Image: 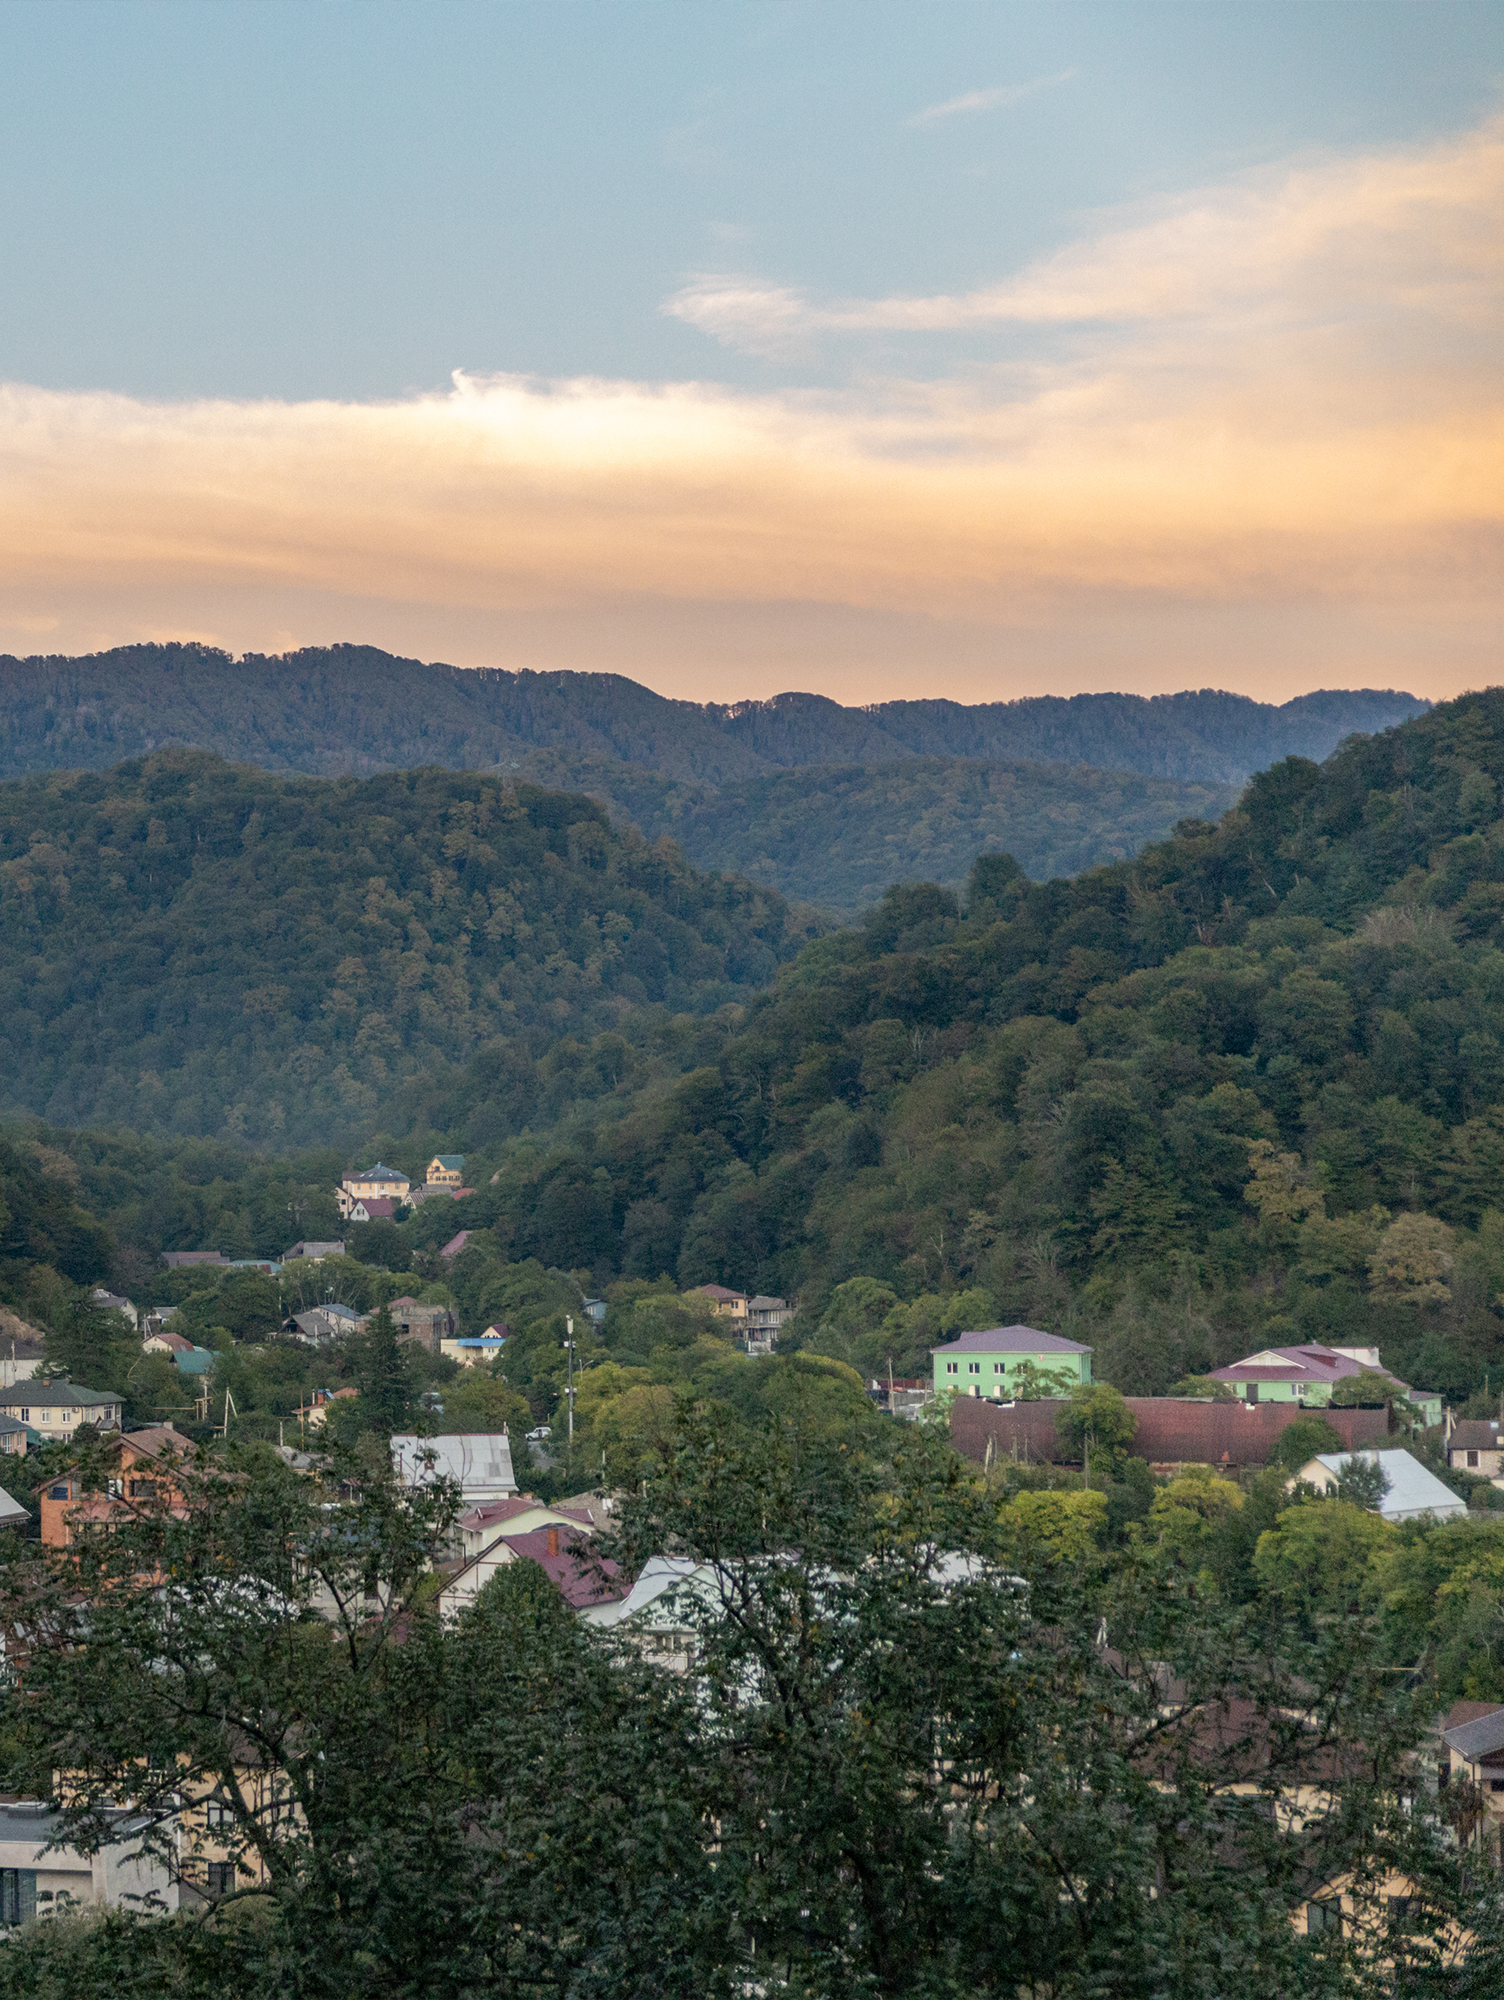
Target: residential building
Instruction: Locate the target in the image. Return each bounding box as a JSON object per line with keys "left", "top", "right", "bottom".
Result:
{"left": 932, "top": 1326, "right": 1092, "bottom": 1401}
{"left": 282, "top": 1240, "right": 345, "bottom": 1263}
{"left": 426, "top": 1155, "right": 466, "bottom": 1188}
{"left": 0, "top": 1801, "right": 179, "bottom": 1924}
{"left": 868, "top": 1376, "right": 931, "bottom": 1421}
{"left": 0, "top": 1381, "right": 122, "bottom": 1442}
{"left": 336, "top": 1164, "right": 410, "bottom": 1217}
{"left": 140, "top": 1326, "right": 216, "bottom": 1375}
{"left": 385, "top": 1297, "right": 455, "bottom": 1354}
{"left": 1441, "top": 1701, "right": 1504, "bottom": 1854}
{"left": 440, "top": 1518, "right": 621, "bottom": 1623}
{"left": 692, "top": 1284, "right": 748, "bottom": 1322}
{"left": 1289, "top": 1449, "right": 1468, "bottom": 1523}
{"left": 455, "top": 1494, "right": 601, "bottom": 1563}
{"left": 390, "top": 1432, "right": 517, "bottom": 1508}
{"left": 581, "top": 1297, "right": 607, "bottom": 1325}
{"left": 582, "top": 1555, "right": 721, "bottom": 1670}
{"left": 1210, "top": 1343, "right": 1442, "bottom": 1425}
{"left": 0, "top": 1483, "right": 26, "bottom": 1526}
{"left": 89, "top": 1290, "right": 138, "bottom": 1328}
{"left": 950, "top": 1394, "right": 1389, "bottom": 1471}
{"left": 440, "top": 1329, "right": 509, "bottom": 1368}
{"left": 293, "top": 1386, "right": 357, "bottom": 1431}
{"left": 287, "top": 1305, "right": 363, "bottom": 1346}
{"left": 40, "top": 1425, "right": 194, "bottom": 1549}
{"left": 746, "top": 1295, "right": 792, "bottom": 1342}
{"left": 1447, "top": 1419, "right": 1504, "bottom": 1484}
{"left": 162, "top": 1251, "right": 229, "bottom": 1270}
{"left": 0, "top": 1416, "right": 27, "bottom": 1459}
{"left": 345, "top": 1195, "right": 399, "bottom": 1224}
{"left": 440, "top": 1230, "right": 470, "bottom": 1260}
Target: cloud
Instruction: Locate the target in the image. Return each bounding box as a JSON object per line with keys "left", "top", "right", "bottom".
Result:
{"left": 906, "top": 71, "right": 1076, "bottom": 128}
{"left": 0, "top": 119, "right": 1499, "bottom": 699}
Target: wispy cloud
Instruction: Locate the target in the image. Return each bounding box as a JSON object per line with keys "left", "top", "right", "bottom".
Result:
{"left": 906, "top": 71, "right": 1075, "bottom": 127}
{"left": 0, "top": 120, "right": 1498, "bottom": 699}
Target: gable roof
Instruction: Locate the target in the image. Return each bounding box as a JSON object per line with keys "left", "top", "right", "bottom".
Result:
{"left": 0, "top": 1484, "right": 27, "bottom": 1527}
{"left": 1444, "top": 1706, "right": 1504, "bottom": 1762}
{"left": 1449, "top": 1420, "right": 1502, "bottom": 1452}
{"left": 0, "top": 1380, "right": 121, "bottom": 1410}
{"left": 1309, "top": 1449, "right": 1468, "bottom": 1522}
{"left": 694, "top": 1285, "right": 747, "bottom": 1303}
{"left": 440, "top": 1231, "right": 470, "bottom": 1259}
{"left": 931, "top": 1325, "right": 1092, "bottom": 1358}
{"left": 430, "top": 1155, "right": 466, "bottom": 1170}
{"left": 493, "top": 1526, "right": 624, "bottom": 1609}
{"left": 1212, "top": 1344, "right": 1413, "bottom": 1394}
{"left": 391, "top": 1432, "right": 516, "bottom": 1495}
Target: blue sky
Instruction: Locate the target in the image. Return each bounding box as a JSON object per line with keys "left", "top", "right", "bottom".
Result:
{"left": 0, "top": 1, "right": 1500, "bottom": 700}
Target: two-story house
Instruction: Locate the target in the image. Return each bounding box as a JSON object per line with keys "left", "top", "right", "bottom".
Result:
{"left": 0, "top": 1381, "right": 122, "bottom": 1443}
{"left": 40, "top": 1425, "right": 194, "bottom": 1549}
{"left": 425, "top": 1155, "right": 466, "bottom": 1188}
{"left": 1210, "top": 1343, "right": 1443, "bottom": 1426}
{"left": 692, "top": 1285, "right": 748, "bottom": 1323}
{"left": 335, "top": 1164, "right": 410, "bottom": 1220}
{"left": 932, "top": 1326, "right": 1093, "bottom": 1401}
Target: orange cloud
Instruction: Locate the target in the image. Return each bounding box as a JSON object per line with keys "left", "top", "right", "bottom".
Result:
{"left": 0, "top": 118, "right": 1499, "bottom": 700}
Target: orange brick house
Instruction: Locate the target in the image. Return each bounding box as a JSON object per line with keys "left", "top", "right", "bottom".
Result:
{"left": 41, "top": 1426, "right": 195, "bottom": 1550}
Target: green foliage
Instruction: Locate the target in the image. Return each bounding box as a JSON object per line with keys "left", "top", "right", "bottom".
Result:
{"left": 0, "top": 753, "right": 817, "bottom": 1150}
{"left": 1053, "top": 1381, "right": 1136, "bottom": 1478}
{"left": 1336, "top": 1455, "right": 1393, "bottom": 1509}
{"left": 1271, "top": 1412, "right": 1347, "bottom": 1471}
{"left": 1253, "top": 1499, "right": 1394, "bottom": 1613}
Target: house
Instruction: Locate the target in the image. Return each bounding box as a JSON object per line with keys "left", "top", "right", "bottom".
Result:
{"left": 0, "top": 1416, "right": 27, "bottom": 1459}
{"left": 390, "top": 1432, "right": 518, "bottom": 1508}
{"left": 89, "top": 1289, "right": 138, "bottom": 1328}
{"left": 282, "top": 1240, "right": 345, "bottom": 1263}
{"left": 140, "top": 1326, "right": 216, "bottom": 1375}
{"left": 142, "top": 1324, "right": 195, "bottom": 1357}
{"left": 1447, "top": 1419, "right": 1504, "bottom": 1485}
{"left": 746, "top": 1295, "right": 792, "bottom": 1342}
{"left": 1289, "top": 1449, "right": 1468, "bottom": 1523}
{"left": 335, "top": 1164, "right": 410, "bottom": 1218}
{"left": 0, "top": 1800, "right": 180, "bottom": 1924}
{"left": 40, "top": 1425, "right": 195, "bottom": 1549}
{"left": 868, "top": 1376, "right": 931, "bottom": 1421}
{"left": 288, "top": 1305, "right": 363, "bottom": 1346}
{"left": 581, "top": 1555, "right": 721, "bottom": 1670}
{"left": 426, "top": 1155, "right": 466, "bottom": 1188}
{"left": 385, "top": 1297, "right": 455, "bottom": 1354}
{"left": 294, "top": 1386, "right": 357, "bottom": 1430}
{"left": 581, "top": 1298, "right": 607, "bottom": 1325}
{"left": 439, "top": 1230, "right": 470, "bottom": 1261}
{"left": 345, "top": 1196, "right": 399, "bottom": 1224}
{"left": 0, "top": 1483, "right": 27, "bottom": 1527}
{"left": 0, "top": 1381, "right": 122, "bottom": 1442}
{"left": 1441, "top": 1701, "right": 1504, "bottom": 1853}
{"left": 161, "top": 1251, "right": 229, "bottom": 1270}
{"left": 932, "top": 1326, "right": 1092, "bottom": 1401}
{"left": 440, "top": 1329, "right": 509, "bottom": 1368}
{"left": 692, "top": 1285, "right": 748, "bottom": 1322}
{"left": 950, "top": 1394, "right": 1389, "bottom": 1471}
{"left": 439, "top": 1518, "right": 622, "bottom": 1623}
{"left": 1210, "top": 1343, "right": 1442, "bottom": 1425}
{"left": 454, "top": 1494, "right": 601, "bottom": 1562}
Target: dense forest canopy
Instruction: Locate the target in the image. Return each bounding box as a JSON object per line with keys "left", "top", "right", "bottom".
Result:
{"left": 0, "top": 641, "right": 1425, "bottom": 784}
{"left": 0, "top": 754, "right": 817, "bottom": 1150}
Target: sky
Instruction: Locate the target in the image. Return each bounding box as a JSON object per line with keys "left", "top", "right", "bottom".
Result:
{"left": 0, "top": 0, "right": 1500, "bottom": 705}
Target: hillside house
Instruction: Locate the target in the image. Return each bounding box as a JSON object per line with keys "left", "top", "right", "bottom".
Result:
{"left": 1289, "top": 1449, "right": 1468, "bottom": 1523}
{"left": 345, "top": 1196, "right": 399, "bottom": 1224}
{"left": 439, "top": 1230, "right": 470, "bottom": 1260}
{"left": 932, "top": 1326, "right": 1093, "bottom": 1400}
{"left": 336, "top": 1163, "right": 409, "bottom": 1219}
{"left": 0, "top": 1416, "right": 27, "bottom": 1459}
{"left": 441, "top": 1328, "right": 509, "bottom": 1368}
{"left": 692, "top": 1285, "right": 748, "bottom": 1323}
{"left": 1211, "top": 1343, "right": 1442, "bottom": 1425}
{"left": 746, "top": 1295, "right": 792, "bottom": 1344}
{"left": 287, "top": 1305, "right": 363, "bottom": 1347}
{"left": 1441, "top": 1702, "right": 1504, "bottom": 1855}
{"left": 282, "top": 1240, "right": 345, "bottom": 1263}
{"left": 89, "top": 1290, "right": 138, "bottom": 1328}
{"left": 390, "top": 1432, "right": 517, "bottom": 1509}
{"left": 426, "top": 1154, "right": 466, "bottom": 1187}
{"left": 0, "top": 1802, "right": 179, "bottom": 1925}
{"left": 439, "top": 1517, "right": 621, "bottom": 1623}
{"left": 162, "top": 1251, "right": 229, "bottom": 1270}
{"left": 40, "top": 1425, "right": 194, "bottom": 1549}
{"left": 385, "top": 1297, "right": 455, "bottom": 1354}
{"left": 1448, "top": 1420, "right": 1504, "bottom": 1485}
{"left": 0, "top": 1381, "right": 122, "bottom": 1442}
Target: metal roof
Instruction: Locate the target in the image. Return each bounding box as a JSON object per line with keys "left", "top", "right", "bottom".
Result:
{"left": 1444, "top": 1707, "right": 1504, "bottom": 1761}
{"left": 1310, "top": 1449, "right": 1468, "bottom": 1522}
{"left": 931, "top": 1325, "right": 1092, "bottom": 1357}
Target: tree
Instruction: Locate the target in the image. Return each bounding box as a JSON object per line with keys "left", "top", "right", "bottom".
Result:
{"left": 1053, "top": 1382, "right": 1136, "bottom": 1483}
{"left": 340, "top": 1305, "right": 417, "bottom": 1441}
{"left": 1271, "top": 1411, "right": 1345, "bottom": 1472}
{"left": 1335, "top": 1454, "right": 1392, "bottom": 1511}
{"left": 1252, "top": 1499, "right": 1393, "bottom": 1615}
{"left": 1166, "top": 1373, "right": 1237, "bottom": 1401}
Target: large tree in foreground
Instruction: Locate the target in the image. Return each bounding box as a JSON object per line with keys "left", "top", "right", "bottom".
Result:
{"left": 0, "top": 1416, "right": 1498, "bottom": 1997}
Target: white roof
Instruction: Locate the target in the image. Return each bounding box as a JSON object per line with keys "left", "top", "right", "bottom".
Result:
{"left": 1310, "top": 1449, "right": 1468, "bottom": 1522}
{"left": 390, "top": 1433, "right": 516, "bottom": 1498}
{"left": 581, "top": 1555, "right": 719, "bottom": 1629}
{"left": 0, "top": 1484, "right": 27, "bottom": 1527}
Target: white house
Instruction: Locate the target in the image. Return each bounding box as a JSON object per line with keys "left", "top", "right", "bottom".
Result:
{"left": 1290, "top": 1448, "right": 1468, "bottom": 1523}
{"left": 0, "top": 1801, "right": 178, "bottom": 1926}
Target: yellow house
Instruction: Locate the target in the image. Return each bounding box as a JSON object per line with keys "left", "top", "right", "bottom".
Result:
{"left": 336, "top": 1163, "right": 409, "bottom": 1218}
{"left": 692, "top": 1285, "right": 748, "bottom": 1321}
{"left": 425, "top": 1154, "right": 466, "bottom": 1188}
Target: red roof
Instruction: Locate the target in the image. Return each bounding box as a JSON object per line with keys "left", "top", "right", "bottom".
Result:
{"left": 440, "top": 1231, "right": 469, "bottom": 1260}
{"left": 694, "top": 1284, "right": 747, "bottom": 1303}
{"left": 950, "top": 1396, "right": 1390, "bottom": 1469}
{"left": 496, "top": 1527, "right": 623, "bottom": 1609}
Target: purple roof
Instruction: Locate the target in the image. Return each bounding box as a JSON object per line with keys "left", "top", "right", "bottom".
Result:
{"left": 1211, "top": 1345, "right": 1412, "bottom": 1393}
{"left": 931, "top": 1325, "right": 1092, "bottom": 1357}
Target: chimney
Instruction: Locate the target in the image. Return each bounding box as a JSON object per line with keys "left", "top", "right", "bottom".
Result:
{"left": 546, "top": 1526, "right": 559, "bottom": 1557}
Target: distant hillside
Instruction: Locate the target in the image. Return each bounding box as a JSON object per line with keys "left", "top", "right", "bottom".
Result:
{"left": 518, "top": 753, "right": 1239, "bottom": 916}
{"left": 0, "top": 754, "right": 817, "bottom": 1150}
{"left": 0, "top": 641, "right": 1425, "bottom": 786}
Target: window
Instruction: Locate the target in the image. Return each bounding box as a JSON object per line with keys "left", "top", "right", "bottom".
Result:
{"left": 1305, "top": 1898, "right": 1341, "bottom": 1937}
{"left": 993, "top": 1362, "right": 1005, "bottom": 1373}
{"left": 967, "top": 1363, "right": 980, "bottom": 1375}
{"left": 1469, "top": 1451, "right": 1480, "bottom": 1468}
{"left": 945, "top": 1362, "right": 957, "bottom": 1376}
{"left": 17, "top": 1411, "right": 26, "bottom": 1423}
{"left": 205, "top": 1799, "right": 234, "bottom": 1829}
{"left": 1489, "top": 1780, "right": 1504, "bottom": 1794}
{"left": 48, "top": 1484, "right": 69, "bottom": 1501}
{"left": 1386, "top": 1896, "right": 1420, "bottom": 1922}
{"left": 205, "top": 1862, "right": 235, "bottom": 1897}
{"left": 0, "top": 1869, "right": 35, "bottom": 1926}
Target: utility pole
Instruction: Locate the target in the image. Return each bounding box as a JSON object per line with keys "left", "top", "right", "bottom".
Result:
{"left": 564, "top": 1316, "right": 576, "bottom": 1449}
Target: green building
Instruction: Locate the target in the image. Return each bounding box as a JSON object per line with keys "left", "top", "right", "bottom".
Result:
{"left": 1210, "top": 1342, "right": 1443, "bottom": 1428}
{"left": 931, "top": 1326, "right": 1093, "bottom": 1400}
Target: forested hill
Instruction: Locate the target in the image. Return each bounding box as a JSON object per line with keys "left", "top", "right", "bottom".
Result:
{"left": 0, "top": 754, "right": 818, "bottom": 1151}
{"left": 437, "top": 688, "right": 1504, "bottom": 1406}
{"left": 1, "top": 642, "right": 1422, "bottom": 786}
